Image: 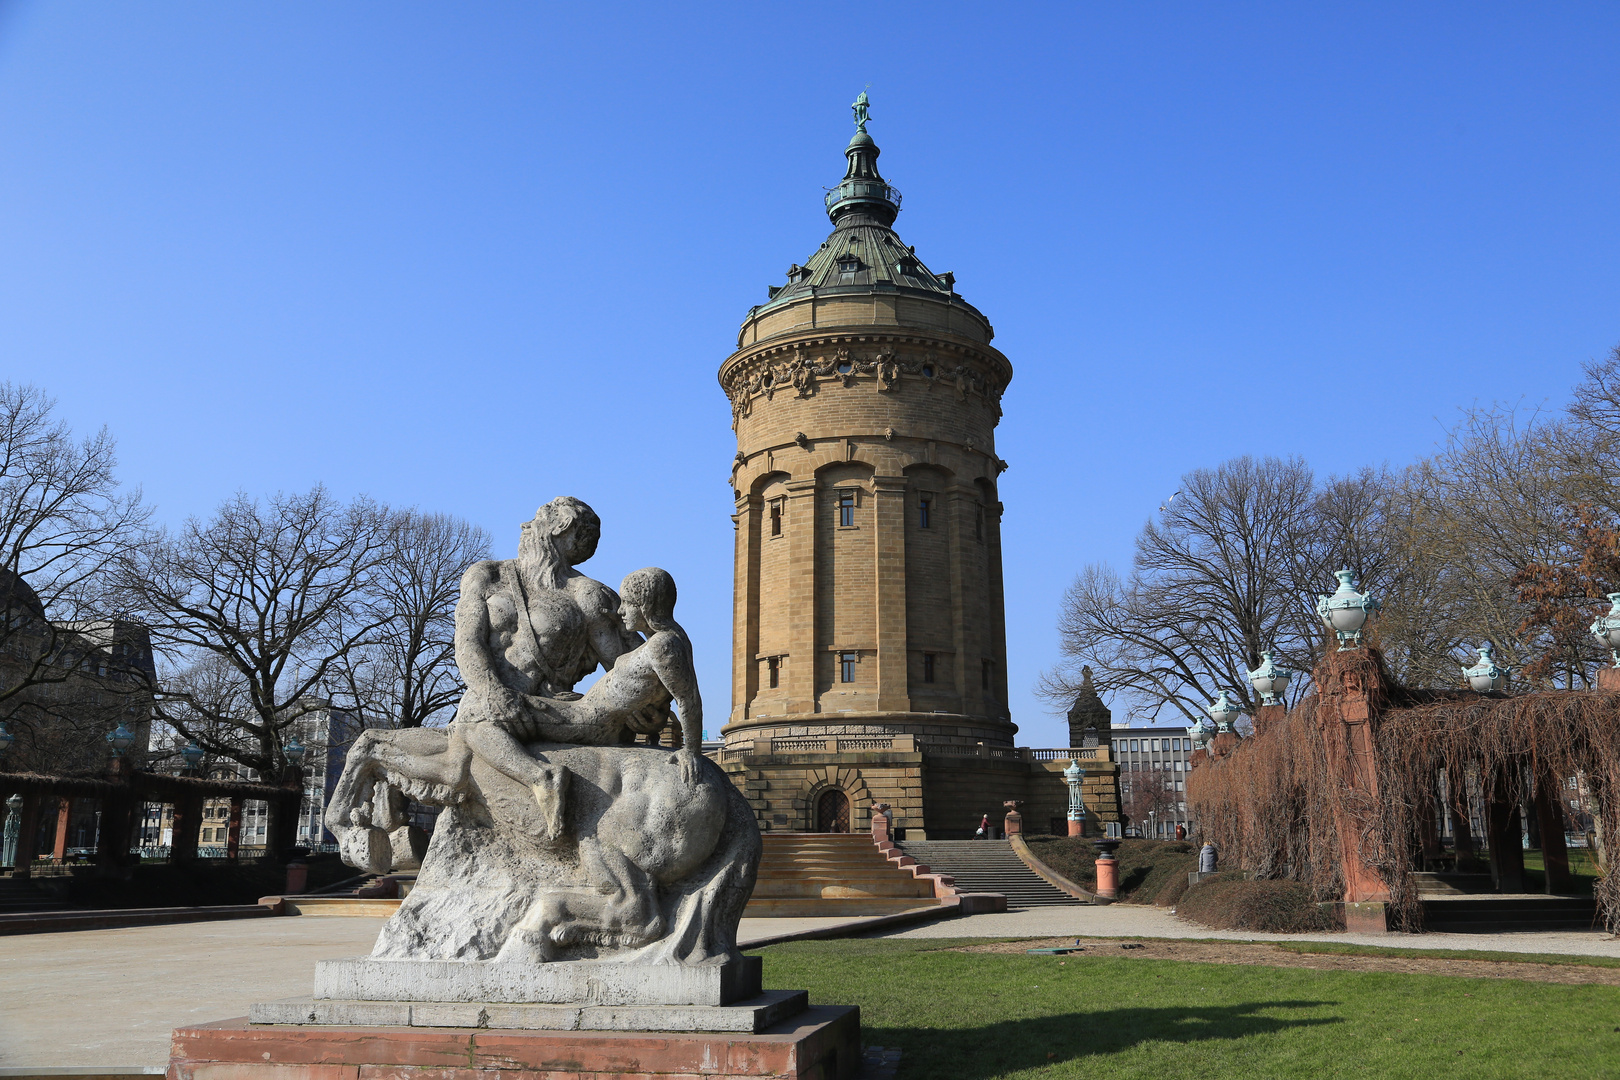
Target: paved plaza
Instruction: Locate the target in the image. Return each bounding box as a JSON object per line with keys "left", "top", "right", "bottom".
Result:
{"left": 3, "top": 909, "right": 1618, "bottom": 1069}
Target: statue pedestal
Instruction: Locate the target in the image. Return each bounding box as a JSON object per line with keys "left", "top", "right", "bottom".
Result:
{"left": 169, "top": 1006, "right": 860, "bottom": 1079}
{"left": 311, "top": 955, "right": 762, "bottom": 1007}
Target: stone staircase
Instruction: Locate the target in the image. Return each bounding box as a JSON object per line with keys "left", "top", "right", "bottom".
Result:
{"left": 1411, "top": 872, "right": 1496, "bottom": 896}
{"left": 899, "top": 840, "right": 1084, "bottom": 910}
{"left": 0, "top": 876, "right": 70, "bottom": 914}
{"left": 743, "top": 833, "right": 940, "bottom": 917}
{"left": 1421, "top": 895, "right": 1600, "bottom": 933}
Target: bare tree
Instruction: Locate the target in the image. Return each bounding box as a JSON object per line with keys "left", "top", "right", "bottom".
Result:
{"left": 115, "top": 487, "right": 395, "bottom": 779}
{"left": 0, "top": 383, "right": 151, "bottom": 763}
{"left": 1040, "top": 456, "right": 1318, "bottom": 725}
{"left": 1120, "top": 766, "right": 1180, "bottom": 837}
{"left": 332, "top": 511, "right": 491, "bottom": 730}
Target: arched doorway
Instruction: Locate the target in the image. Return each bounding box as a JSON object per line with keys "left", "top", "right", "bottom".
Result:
{"left": 816, "top": 789, "right": 851, "bottom": 833}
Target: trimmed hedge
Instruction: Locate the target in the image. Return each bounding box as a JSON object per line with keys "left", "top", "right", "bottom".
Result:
{"left": 1175, "top": 872, "right": 1343, "bottom": 933}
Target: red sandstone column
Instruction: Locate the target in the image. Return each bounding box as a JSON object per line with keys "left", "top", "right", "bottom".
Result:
{"left": 1532, "top": 773, "right": 1571, "bottom": 894}
{"left": 51, "top": 796, "right": 72, "bottom": 860}
{"left": 1485, "top": 769, "right": 1525, "bottom": 894}
{"left": 170, "top": 793, "right": 204, "bottom": 863}
{"left": 226, "top": 798, "right": 244, "bottom": 861}
{"left": 1599, "top": 667, "right": 1620, "bottom": 692}
{"left": 1317, "top": 663, "right": 1389, "bottom": 905}
{"left": 1252, "top": 704, "right": 1287, "bottom": 738}
{"left": 1002, "top": 800, "right": 1022, "bottom": 837}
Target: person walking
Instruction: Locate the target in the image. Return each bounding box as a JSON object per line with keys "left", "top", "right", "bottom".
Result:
{"left": 975, "top": 813, "right": 990, "bottom": 839}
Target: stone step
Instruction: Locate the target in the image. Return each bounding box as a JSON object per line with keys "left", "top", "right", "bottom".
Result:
{"left": 1421, "top": 896, "right": 1599, "bottom": 933}
{"left": 899, "top": 840, "right": 1083, "bottom": 909}
{"left": 751, "top": 876, "right": 934, "bottom": 899}
{"left": 742, "top": 897, "right": 941, "bottom": 918}
{"left": 742, "top": 833, "right": 944, "bottom": 917}
{"left": 1411, "top": 872, "right": 1496, "bottom": 896}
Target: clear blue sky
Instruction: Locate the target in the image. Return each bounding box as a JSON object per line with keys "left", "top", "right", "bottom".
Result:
{"left": 2, "top": 4, "right": 1616, "bottom": 745}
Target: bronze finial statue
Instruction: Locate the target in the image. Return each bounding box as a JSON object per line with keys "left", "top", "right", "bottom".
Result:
{"left": 852, "top": 90, "right": 871, "bottom": 134}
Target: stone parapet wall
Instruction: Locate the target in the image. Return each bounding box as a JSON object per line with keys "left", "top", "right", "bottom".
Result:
{"left": 719, "top": 748, "right": 1120, "bottom": 841}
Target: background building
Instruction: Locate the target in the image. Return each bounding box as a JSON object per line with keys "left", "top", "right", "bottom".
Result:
{"left": 1111, "top": 723, "right": 1196, "bottom": 839}
{"left": 1, "top": 568, "right": 155, "bottom": 778}
{"left": 715, "top": 106, "right": 1118, "bottom": 838}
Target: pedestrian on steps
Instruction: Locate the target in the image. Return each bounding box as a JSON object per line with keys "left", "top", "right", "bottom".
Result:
{"left": 975, "top": 813, "right": 990, "bottom": 839}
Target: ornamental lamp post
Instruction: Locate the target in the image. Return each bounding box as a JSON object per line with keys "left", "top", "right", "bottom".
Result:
{"left": 1316, "top": 568, "right": 1380, "bottom": 651}
{"left": 1187, "top": 715, "right": 1216, "bottom": 747}
{"left": 105, "top": 722, "right": 135, "bottom": 756}
{"left": 284, "top": 735, "right": 307, "bottom": 781}
{"left": 1247, "top": 648, "right": 1294, "bottom": 707}
{"left": 0, "top": 721, "right": 14, "bottom": 759}
{"left": 1207, "top": 690, "right": 1242, "bottom": 735}
{"left": 180, "top": 740, "right": 205, "bottom": 774}
{"left": 1461, "top": 642, "right": 1510, "bottom": 693}
{"left": 1063, "top": 758, "right": 1087, "bottom": 837}
{"left": 1590, "top": 593, "right": 1620, "bottom": 667}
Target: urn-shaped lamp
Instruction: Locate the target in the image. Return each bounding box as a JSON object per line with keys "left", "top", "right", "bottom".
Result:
{"left": 1591, "top": 593, "right": 1620, "bottom": 667}
{"left": 1247, "top": 648, "right": 1294, "bottom": 707}
{"left": 1316, "top": 568, "right": 1380, "bottom": 651}
{"left": 105, "top": 722, "right": 135, "bottom": 755}
{"left": 1461, "top": 642, "right": 1510, "bottom": 693}
{"left": 181, "top": 740, "right": 206, "bottom": 770}
{"left": 1207, "top": 689, "right": 1242, "bottom": 735}
{"left": 0, "top": 722, "right": 13, "bottom": 758}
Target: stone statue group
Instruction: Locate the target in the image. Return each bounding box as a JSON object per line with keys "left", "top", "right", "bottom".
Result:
{"left": 325, "top": 497, "right": 758, "bottom": 968}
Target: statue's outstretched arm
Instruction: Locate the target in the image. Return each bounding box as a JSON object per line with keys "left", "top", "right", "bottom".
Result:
{"left": 649, "top": 633, "right": 703, "bottom": 779}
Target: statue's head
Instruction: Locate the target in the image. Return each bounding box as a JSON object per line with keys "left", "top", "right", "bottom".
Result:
{"left": 619, "top": 566, "right": 677, "bottom": 634}
{"left": 519, "top": 497, "right": 601, "bottom": 579}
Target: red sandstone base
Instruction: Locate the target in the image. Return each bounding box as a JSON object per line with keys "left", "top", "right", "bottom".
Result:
{"left": 168, "top": 1008, "right": 860, "bottom": 1080}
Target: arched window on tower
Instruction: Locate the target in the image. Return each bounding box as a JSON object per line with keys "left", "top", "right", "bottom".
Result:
{"left": 769, "top": 500, "right": 783, "bottom": 537}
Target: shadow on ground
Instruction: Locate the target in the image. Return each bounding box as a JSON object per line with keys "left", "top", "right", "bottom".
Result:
{"left": 864, "top": 1000, "right": 1339, "bottom": 1079}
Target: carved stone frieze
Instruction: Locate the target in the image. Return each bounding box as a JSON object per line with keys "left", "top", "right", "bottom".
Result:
{"left": 724, "top": 341, "right": 1004, "bottom": 429}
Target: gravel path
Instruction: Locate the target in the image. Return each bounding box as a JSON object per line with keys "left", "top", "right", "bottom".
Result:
{"left": 880, "top": 902, "right": 1620, "bottom": 957}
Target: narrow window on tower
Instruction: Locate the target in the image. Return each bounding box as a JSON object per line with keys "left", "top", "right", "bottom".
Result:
{"left": 975, "top": 504, "right": 984, "bottom": 540}
{"left": 767, "top": 656, "right": 780, "bottom": 689}
{"left": 918, "top": 498, "right": 931, "bottom": 529}
{"left": 837, "top": 489, "right": 855, "bottom": 528}
{"left": 769, "top": 500, "right": 782, "bottom": 537}
{"left": 839, "top": 652, "right": 857, "bottom": 683}
{"left": 981, "top": 659, "right": 993, "bottom": 692}
{"left": 923, "top": 653, "right": 936, "bottom": 683}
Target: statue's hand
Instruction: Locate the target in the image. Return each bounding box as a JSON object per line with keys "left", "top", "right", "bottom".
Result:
{"left": 675, "top": 747, "right": 700, "bottom": 786}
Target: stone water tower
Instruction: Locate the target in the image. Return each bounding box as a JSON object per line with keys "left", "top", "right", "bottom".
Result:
{"left": 712, "top": 101, "right": 1105, "bottom": 840}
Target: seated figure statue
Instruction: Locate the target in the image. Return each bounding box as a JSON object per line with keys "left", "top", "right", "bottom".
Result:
{"left": 324, "top": 498, "right": 757, "bottom": 966}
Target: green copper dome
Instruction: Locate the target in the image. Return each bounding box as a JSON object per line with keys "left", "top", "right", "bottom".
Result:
{"left": 753, "top": 96, "right": 977, "bottom": 322}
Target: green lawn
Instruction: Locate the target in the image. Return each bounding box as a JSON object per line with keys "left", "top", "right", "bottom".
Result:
{"left": 756, "top": 938, "right": 1620, "bottom": 1079}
